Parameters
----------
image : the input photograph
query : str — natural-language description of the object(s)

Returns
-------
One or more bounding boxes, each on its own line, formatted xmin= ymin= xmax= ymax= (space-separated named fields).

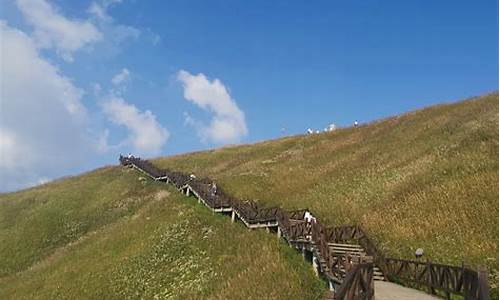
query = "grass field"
xmin=0 ymin=92 xmax=497 ymax=299
xmin=153 ymin=93 xmax=499 ymax=291
xmin=0 ymin=167 xmax=324 ymax=299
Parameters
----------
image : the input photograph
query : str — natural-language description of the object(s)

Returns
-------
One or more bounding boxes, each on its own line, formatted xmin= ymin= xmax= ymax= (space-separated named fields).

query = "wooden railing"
xmin=326 ymin=225 xmax=387 ymax=279
xmin=334 ymin=262 xmax=375 ymax=300
xmin=385 ymin=258 xmax=490 ymax=300
xmin=312 ymin=220 xmax=334 ymax=275
xmin=120 ymin=156 xmax=491 ymax=300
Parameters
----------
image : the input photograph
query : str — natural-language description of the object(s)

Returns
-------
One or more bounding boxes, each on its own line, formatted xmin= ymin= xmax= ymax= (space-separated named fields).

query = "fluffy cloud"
xmin=15 ymin=0 xmax=140 ymax=62
xmin=104 ymin=67 xmax=168 ymax=155
xmin=0 ymin=1 xmax=162 ymax=192
xmin=0 ymin=22 xmax=93 ymax=191
xmin=15 ymin=0 xmax=102 ymax=61
xmin=111 ymin=68 xmax=130 ymax=85
xmin=177 ymin=70 xmax=248 ymax=144
xmin=101 ymin=96 xmax=169 ymax=155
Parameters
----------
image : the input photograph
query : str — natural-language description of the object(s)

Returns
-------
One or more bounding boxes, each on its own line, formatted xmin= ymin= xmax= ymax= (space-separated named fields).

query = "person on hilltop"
xmin=354 ymin=120 xmax=359 ymax=127
xmin=127 ymin=152 xmax=132 ymax=159
xmin=326 ymin=123 xmax=336 ymax=132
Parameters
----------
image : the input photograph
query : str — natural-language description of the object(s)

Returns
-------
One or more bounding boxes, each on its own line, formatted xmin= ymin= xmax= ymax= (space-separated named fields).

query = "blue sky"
xmin=0 ymin=0 xmax=498 ymax=191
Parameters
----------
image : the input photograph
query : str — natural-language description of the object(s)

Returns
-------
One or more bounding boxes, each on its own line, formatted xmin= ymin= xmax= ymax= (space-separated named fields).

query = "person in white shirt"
xmin=354 ymin=120 xmax=359 ymax=127
xmin=307 ymin=128 xmax=313 ymax=135
xmin=210 ymin=182 xmax=217 ymax=197
xmin=304 ymin=211 xmax=316 ymax=223
xmin=189 ymin=174 xmax=196 ymax=180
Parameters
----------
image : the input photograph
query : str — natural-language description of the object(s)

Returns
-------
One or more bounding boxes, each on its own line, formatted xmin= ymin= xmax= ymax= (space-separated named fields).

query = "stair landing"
xmin=375 ymin=281 xmax=440 ymax=300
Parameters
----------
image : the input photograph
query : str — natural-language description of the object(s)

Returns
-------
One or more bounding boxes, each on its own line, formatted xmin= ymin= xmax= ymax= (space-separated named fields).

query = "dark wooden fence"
xmin=334 ymin=262 xmax=375 ymax=300
xmin=120 ymin=156 xmax=491 ymax=300
xmin=384 ymin=258 xmax=490 ymax=300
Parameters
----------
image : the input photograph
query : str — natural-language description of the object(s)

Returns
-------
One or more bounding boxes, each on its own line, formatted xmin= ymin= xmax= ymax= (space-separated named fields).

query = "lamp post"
xmin=415 ymin=248 xmax=424 ymax=259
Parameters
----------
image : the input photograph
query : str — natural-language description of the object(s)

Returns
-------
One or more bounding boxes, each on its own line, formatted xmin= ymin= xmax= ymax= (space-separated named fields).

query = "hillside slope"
xmin=0 ymin=93 xmax=497 ymax=298
xmin=0 ymin=167 xmax=324 ymax=299
xmin=154 ymin=93 xmax=499 ymax=284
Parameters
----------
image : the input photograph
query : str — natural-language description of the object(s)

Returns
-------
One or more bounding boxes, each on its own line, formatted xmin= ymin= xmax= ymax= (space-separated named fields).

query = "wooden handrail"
xmin=334 ymin=263 xmax=374 ymax=300
xmin=120 ymin=156 xmax=491 ymax=299
xmin=384 ymin=258 xmax=490 ymax=300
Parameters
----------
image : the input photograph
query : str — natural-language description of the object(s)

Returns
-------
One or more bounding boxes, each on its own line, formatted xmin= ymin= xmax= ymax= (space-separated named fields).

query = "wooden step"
xmin=330 ymin=246 xmax=365 ymax=252
xmin=329 ymin=243 xmax=364 ymax=248
xmin=331 ymin=249 xmax=366 ymax=255
xmin=330 ymin=245 xmax=364 ymax=249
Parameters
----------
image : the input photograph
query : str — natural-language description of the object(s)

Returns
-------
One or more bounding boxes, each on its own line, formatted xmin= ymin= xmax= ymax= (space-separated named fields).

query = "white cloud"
xmin=92 ymin=82 xmax=102 ymax=96
xmin=15 ymin=0 xmax=102 ymax=62
xmin=87 ymin=0 xmax=140 ymax=51
xmin=111 ymin=68 xmax=130 ymax=85
xmin=88 ymin=0 xmax=123 ymax=21
xmin=177 ymin=70 xmax=248 ymax=144
xmin=96 ymin=128 xmax=111 ymax=153
xmin=14 ymin=0 xmax=139 ymax=62
xmin=88 ymin=2 xmax=108 ymax=21
xmin=101 ymin=96 xmax=169 ymax=155
xmin=0 ymin=22 xmax=94 ymax=191
xmin=0 ymin=1 xmax=155 ymax=192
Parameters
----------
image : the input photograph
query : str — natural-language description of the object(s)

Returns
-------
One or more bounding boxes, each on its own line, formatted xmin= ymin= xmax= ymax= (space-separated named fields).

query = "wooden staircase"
xmin=120 ymin=156 xmax=491 ymax=300
xmin=329 ymin=242 xmax=385 ymax=281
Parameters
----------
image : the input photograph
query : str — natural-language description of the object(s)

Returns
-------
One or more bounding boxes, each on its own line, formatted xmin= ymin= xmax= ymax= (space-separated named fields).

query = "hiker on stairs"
xmin=304 ymin=210 xmax=316 ymax=224
xmin=210 ymin=182 xmax=217 ymax=197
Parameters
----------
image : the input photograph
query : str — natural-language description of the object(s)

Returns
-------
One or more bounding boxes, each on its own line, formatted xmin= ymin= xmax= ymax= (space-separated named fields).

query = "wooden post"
xmin=464 ymin=263 xmax=472 ymax=299
xmin=426 ymin=259 xmax=434 ymax=295
xmin=277 ymin=226 xmax=282 ymax=239
xmin=477 ymin=265 xmax=490 ymax=300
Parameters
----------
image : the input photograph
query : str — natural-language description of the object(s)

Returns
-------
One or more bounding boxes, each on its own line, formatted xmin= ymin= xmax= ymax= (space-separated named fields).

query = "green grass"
xmin=1 ymin=92 xmax=497 ymax=299
xmin=0 ymin=167 xmax=324 ymax=299
xmin=153 ymin=93 xmax=499 ymax=293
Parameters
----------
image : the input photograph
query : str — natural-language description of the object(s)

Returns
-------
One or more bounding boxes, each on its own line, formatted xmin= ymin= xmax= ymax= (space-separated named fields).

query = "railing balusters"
xmin=120 ymin=156 xmax=491 ymax=300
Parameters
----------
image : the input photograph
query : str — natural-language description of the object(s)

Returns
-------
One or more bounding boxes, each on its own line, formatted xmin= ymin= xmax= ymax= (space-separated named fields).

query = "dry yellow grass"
xmin=154 ymin=93 xmax=499 ymax=291
xmin=0 ymin=92 xmax=497 ymax=299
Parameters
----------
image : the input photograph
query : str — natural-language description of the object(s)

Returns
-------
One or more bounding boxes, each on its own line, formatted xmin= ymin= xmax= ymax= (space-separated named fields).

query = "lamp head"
xmin=415 ymin=248 xmax=424 ymax=259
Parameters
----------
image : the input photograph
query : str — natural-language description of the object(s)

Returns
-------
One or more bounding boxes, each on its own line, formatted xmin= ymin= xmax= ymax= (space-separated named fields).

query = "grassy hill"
xmin=0 ymin=92 xmax=497 ymax=298
xmin=153 ymin=93 xmax=499 ymax=288
xmin=0 ymin=167 xmax=324 ymax=299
